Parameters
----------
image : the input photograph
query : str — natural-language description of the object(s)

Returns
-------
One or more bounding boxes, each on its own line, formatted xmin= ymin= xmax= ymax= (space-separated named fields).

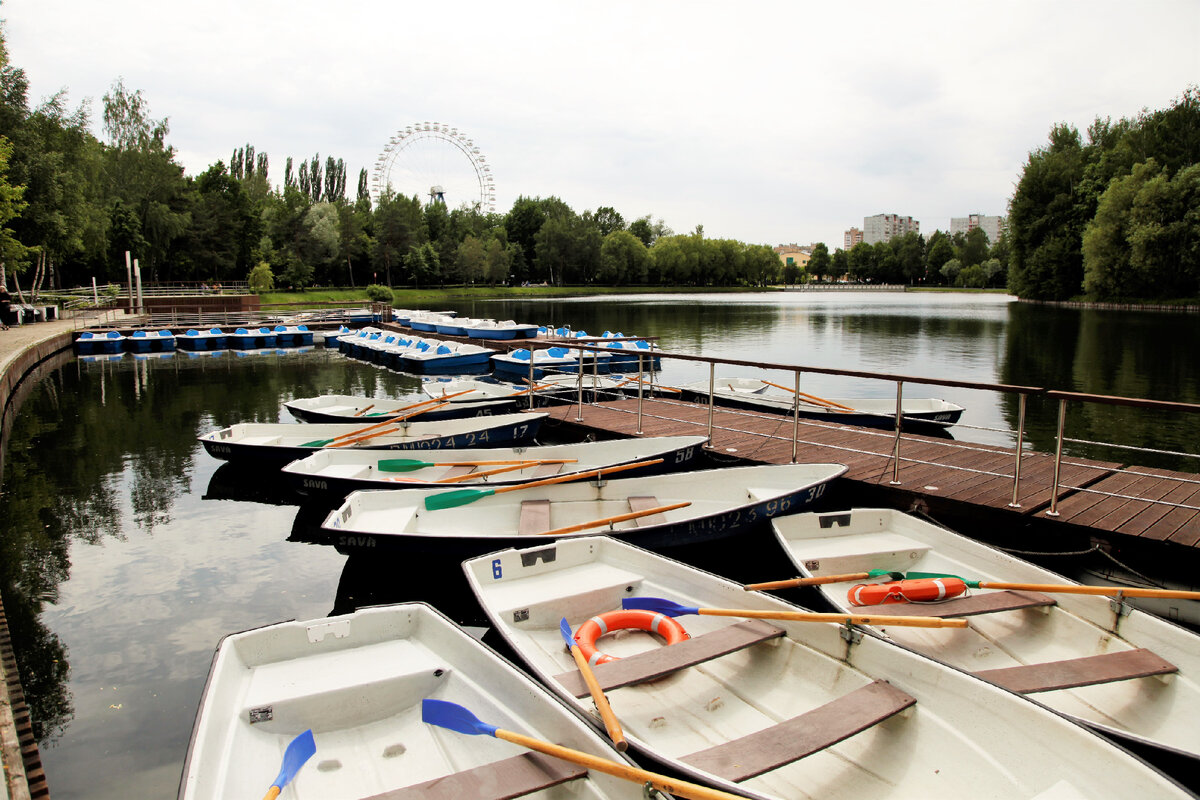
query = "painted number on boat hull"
xmin=492 ymin=559 xmax=503 ymax=579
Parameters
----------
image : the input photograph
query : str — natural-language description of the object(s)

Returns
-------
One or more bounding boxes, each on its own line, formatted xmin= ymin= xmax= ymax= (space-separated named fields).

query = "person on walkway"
xmin=0 ymin=284 xmax=10 ymax=330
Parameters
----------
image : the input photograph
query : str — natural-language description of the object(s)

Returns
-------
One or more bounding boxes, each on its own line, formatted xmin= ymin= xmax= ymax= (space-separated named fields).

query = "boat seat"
xmin=794 ymin=531 xmax=931 ymax=576
xmin=681 ymin=679 xmax=917 ymax=783
xmin=439 ymin=465 xmax=477 ymax=481
xmin=529 ymin=462 xmax=563 ymax=478
xmin=977 ymin=648 xmax=1178 ymax=694
xmin=365 ymin=752 xmax=587 ymax=800
xmin=852 ymin=590 xmax=1057 ymax=618
xmin=627 ymin=496 xmax=667 ymax=526
xmin=518 ymin=499 xmax=551 ymax=535
xmin=553 ymin=619 xmax=786 ymax=697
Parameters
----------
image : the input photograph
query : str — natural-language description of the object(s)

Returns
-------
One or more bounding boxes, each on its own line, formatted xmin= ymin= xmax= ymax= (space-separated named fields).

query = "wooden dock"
xmin=540 ymin=396 xmax=1200 ymax=547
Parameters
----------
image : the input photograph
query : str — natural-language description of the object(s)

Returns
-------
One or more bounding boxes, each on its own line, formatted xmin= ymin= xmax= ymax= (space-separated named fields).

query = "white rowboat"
xmin=464 ymin=535 xmax=1192 ymax=800
xmin=768 ymin=508 xmax=1200 ymax=762
xmin=319 ymin=464 xmax=847 ymax=556
xmin=178 ymin=603 xmax=647 ymax=799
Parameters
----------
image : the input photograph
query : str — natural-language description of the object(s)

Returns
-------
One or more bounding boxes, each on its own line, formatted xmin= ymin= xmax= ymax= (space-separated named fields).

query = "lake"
xmin=1 ymin=291 xmax=1197 ymax=798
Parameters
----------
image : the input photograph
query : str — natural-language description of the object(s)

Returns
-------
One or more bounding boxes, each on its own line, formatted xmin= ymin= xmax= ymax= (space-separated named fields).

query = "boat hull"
xmin=316 ymin=463 xmax=847 ymax=557
xmin=463 ymin=536 xmax=1192 ymax=800
xmin=178 ymin=602 xmax=642 ymax=800
xmin=770 ymin=508 xmax=1200 ymax=766
xmin=281 ymin=435 xmax=709 ymax=500
xmin=199 ymin=412 xmax=548 ymax=467
xmin=284 ymin=394 xmax=517 ymax=424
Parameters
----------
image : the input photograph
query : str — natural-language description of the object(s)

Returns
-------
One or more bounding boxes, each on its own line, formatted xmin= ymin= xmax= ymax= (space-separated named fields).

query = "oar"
xmin=300 ymin=415 xmax=404 ymax=448
xmin=905 ymin=571 xmax=1200 ymax=601
xmin=421 ymin=700 xmax=746 ymax=800
xmin=559 ymin=619 xmax=626 ymax=752
xmin=366 ymin=389 xmax=477 ymax=417
xmin=539 ymin=502 xmax=691 ymax=536
xmin=352 ymin=403 xmax=375 ymax=417
xmin=378 ymin=457 xmax=577 ymax=473
xmin=744 ymin=570 xmax=899 ymax=591
xmin=623 ymin=596 xmax=968 ymax=629
xmin=424 ymin=458 xmax=664 ymax=510
xmin=762 ymin=380 xmax=856 ymax=412
xmin=748 ymin=570 xmax=1200 ymax=601
xmin=328 ymin=404 xmax=451 ymax=448
xmin=507 ymin=383 xmax=554 ymax=396
xmin=262 ymin=728 xmax=315 ymax=800
xmin=437 ymin=461 xmax=542 ymax=483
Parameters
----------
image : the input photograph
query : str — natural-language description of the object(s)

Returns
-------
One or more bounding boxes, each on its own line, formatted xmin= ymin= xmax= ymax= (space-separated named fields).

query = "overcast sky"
xmin=5 ymin=1 xmax=1198 ymax=248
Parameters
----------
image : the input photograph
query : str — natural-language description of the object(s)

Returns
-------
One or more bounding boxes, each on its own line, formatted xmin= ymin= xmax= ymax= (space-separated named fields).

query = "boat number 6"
xmin=492 ymin=559 xmax=503 ymax=579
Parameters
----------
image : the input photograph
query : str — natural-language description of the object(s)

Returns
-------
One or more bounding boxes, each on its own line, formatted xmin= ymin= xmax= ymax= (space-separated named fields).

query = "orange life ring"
xmin=573 ymin=609 xmax=690 ymax=666
xmin=847 ymin=577 xmax=968 ymax=606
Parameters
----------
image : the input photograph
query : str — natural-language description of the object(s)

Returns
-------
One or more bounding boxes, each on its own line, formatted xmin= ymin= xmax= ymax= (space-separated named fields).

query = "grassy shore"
xmin=258 ymin=284 xmax=776 ymax=306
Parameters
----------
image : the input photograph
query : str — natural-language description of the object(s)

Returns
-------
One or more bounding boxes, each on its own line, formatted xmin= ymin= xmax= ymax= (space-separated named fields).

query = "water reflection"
xmin=1 ymin=293 xmax=1198 ymax=799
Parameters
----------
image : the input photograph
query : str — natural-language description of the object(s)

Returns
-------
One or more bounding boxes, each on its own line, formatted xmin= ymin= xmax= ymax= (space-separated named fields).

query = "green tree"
xmin=940 ymin=257 xmax=963 ymax=284
xmin=925 ymin=231 xmax=954 ymax=282
xmin=808 ymin=242 xmax=831 ymax=281
xmin=958 ymin=226 xmax=990 ymax=267
xmin=247 ymin=260 xmax=274 ymax=291
xmin=598 ymin=229 xmax=649 ymax=284
xmin=0 ymin=136 xmax=29 ymax=283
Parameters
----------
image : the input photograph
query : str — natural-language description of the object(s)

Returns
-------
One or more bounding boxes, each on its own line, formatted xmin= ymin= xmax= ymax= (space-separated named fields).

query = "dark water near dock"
xmin=1 ymin=292 xmax=1198 ymax=798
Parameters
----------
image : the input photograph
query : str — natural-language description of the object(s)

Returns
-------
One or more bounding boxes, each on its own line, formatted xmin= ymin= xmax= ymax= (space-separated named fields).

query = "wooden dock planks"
xmin=542 ymin=396 xmax=1196 ymax=545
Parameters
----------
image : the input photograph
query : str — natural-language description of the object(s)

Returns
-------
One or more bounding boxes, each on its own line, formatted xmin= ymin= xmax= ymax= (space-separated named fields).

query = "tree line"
xmin=0 ymin=29 xmax=794 ymax=295
xmin=1008 ymin=86 xmax=1200 ymax=301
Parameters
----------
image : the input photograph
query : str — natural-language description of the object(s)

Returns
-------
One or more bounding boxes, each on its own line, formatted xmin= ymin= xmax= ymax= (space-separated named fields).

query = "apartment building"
xmin=843 ymin=228 xmax=863 ymax=250
xmin=950 ymin=213 xmax=1006 ymax=244
xmin=863 ymin=214 xmax=919 ymax=245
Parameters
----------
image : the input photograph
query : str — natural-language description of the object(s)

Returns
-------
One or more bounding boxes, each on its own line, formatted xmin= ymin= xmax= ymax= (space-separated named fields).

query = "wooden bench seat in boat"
xmin=681 ymin=679 xmax=917 ymax=783
xmin=554 ymin=619 xmax=786 ymax=697
xmin=976 ymin=648 xmax=1178 ymax=694
xmin=529 ymin=462 xmax=564 ymax=479
xmin=365 ymin=752 xmax=587 ymax=800
xmin=796 ymin=531 xmax=931 ymax=576
xmin=627 ymin=496 xmax=667 ymax=526
xmin=853 ymin=589 xmax=1057 ymax=619
xmin=518 ymin=499 xmax=551 ymax=535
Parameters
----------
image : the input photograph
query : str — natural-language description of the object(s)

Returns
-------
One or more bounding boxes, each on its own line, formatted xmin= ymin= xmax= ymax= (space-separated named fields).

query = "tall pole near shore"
xmin=125 ymin=251 xmax=133 ymax=314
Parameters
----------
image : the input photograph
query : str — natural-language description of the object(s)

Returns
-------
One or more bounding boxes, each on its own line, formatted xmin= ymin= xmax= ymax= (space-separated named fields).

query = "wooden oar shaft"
xmin=352 ymin=403 xmax=375 ymax=417
xmin=495 ymin=729 xmax=745 ymax=800
xmin=763 ymin=380 xmax=856 ymax=412
xmin=568 ymin=644 xmax=627 ymax=752
xmin=491 ymin=458 xmax=664 ymax=496
xmin=744 ymin=572 xmax=871 ymax=591
xmin=263 ymin=787 xmax=281 ymax=800
xmin=330 ymin=403 xmax=450 ymax=447
xmin=539 ymin=502 xmax=692 ymax=537
xmin=977 ymin=581 xmax=1200 ymax=600
xmin=695 ymin=607 xmax=968 ymax=629
xmin=438 ymin=461 xmax=540 ymax=483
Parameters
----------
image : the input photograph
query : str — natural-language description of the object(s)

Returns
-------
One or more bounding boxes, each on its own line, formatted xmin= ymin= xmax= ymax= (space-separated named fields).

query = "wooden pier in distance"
xmin=539 ymin=396 xmax=1200 ymax=549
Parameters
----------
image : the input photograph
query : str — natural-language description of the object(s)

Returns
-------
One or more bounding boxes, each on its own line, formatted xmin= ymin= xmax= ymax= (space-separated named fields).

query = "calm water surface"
xmin=2 ymin=291 xmax=1198 ymax=799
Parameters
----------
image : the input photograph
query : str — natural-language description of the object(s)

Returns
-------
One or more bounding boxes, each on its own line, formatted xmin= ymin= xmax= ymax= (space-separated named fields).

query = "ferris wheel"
xmin=371 ymin=122 xmax=496 ymax=212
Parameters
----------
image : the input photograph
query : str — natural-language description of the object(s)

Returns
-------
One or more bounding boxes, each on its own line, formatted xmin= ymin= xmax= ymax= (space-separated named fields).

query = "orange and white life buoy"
xmin=847 ymin=577 xmax=968 ymax=606
xmin=573 ymin=609 xmax=690 ymax=666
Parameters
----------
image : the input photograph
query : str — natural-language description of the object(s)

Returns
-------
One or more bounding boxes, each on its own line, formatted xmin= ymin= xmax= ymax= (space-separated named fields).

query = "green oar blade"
xmin=376 ymin=458 xmax=432 ymax=472
xmin=300 ymin=438 xmax=333 ymax=447
xmin=424 ymin=486 xmax=496 ymax=510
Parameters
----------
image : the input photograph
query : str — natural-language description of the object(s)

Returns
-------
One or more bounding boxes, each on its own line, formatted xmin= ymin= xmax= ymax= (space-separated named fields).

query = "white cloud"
xmin=5 ymin=0 xmax=1198 ymax=248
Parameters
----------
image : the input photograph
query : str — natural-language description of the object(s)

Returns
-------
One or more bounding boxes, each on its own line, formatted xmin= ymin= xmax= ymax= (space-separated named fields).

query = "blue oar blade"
xmin=559 ymin=617 xmax=575 ymax=648
xmin=621 ymin=596 xmax=698 ymax=617
xmin=422 ymin=699 xmax=498 ymax=737
xmin=271 ymin=729 xmax=316 ymax=790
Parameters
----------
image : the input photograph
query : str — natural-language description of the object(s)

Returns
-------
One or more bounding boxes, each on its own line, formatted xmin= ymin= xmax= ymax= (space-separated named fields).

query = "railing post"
xmin=706 ymin=362 xmax=716 ymax=444
xmin=791 ymin=370 xmax=801 ymax=463
xmin=1047 ymin=397 xmax=1067 ymax=516
xmin=528 ymin=355 xmax=536 ymax=411
xmin=1008 ymin=393 xmax=1027 ymax=508
xmin=889 ymin=381 xmax=904 ymax=484
xmin=636 ymin=353 xmax=645 ymax=435
xmin=575 ymin=348 xmax=584 ymax=421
